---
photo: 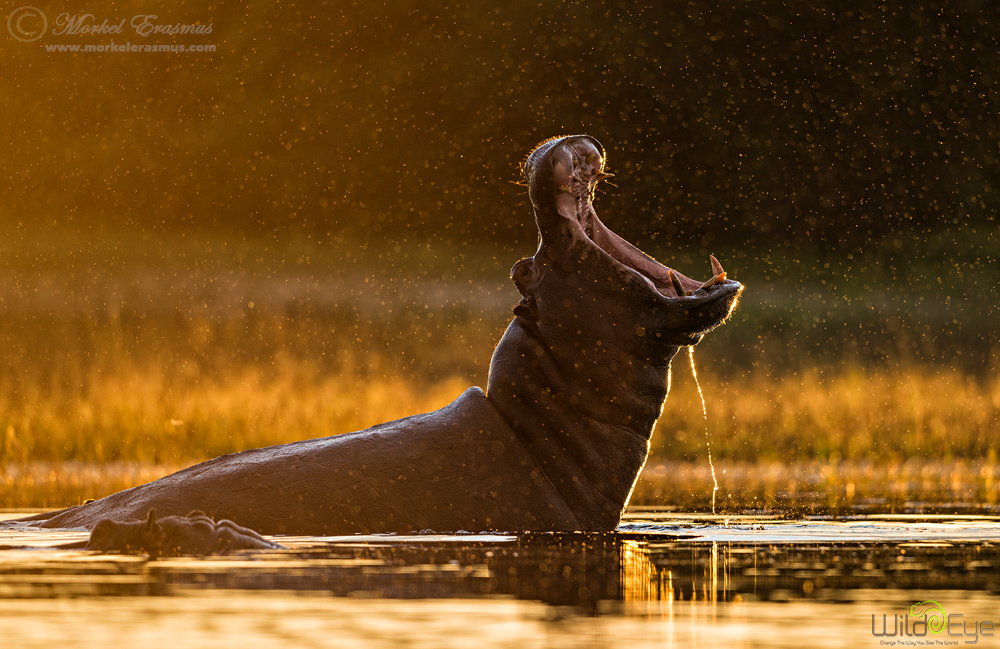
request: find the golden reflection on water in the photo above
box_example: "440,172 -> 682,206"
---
8,590 -> 1000,649
611,538 -> 1000,648
620,540 -> 654,602
3,514 -> 1000,647
621,538 -> 728,605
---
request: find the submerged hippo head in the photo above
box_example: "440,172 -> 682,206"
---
87,509 -> 282,557
487,135 -> 743,528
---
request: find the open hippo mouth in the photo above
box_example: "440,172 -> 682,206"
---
523,135 -> 743,340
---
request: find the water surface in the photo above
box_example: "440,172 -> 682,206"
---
2,508 -> 998,648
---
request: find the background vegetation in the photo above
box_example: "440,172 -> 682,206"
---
1,224 -> 996,509
1,1 -> 997,508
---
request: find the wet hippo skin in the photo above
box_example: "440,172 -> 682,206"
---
20,135 -> 742,535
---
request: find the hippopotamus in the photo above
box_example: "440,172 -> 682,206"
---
18,135 -> 742,535
86,509 -> 284,557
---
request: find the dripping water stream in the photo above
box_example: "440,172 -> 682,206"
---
688,346 -> 719,515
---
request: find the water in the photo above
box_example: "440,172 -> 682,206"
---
687,346 -> 719,515
2,508 -> 998,648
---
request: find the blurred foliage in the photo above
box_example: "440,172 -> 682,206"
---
3,0 -> 997,252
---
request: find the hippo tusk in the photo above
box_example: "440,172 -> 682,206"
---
668,269 -> 688,297
710,254 -> 725,277
697,271 -> 728,291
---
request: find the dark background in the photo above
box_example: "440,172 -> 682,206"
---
5,1 -> 997,248
2,0 -> 998,380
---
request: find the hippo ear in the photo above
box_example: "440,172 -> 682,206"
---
141,508 -> 167,556
510,258 -> 534,297
510,258 -> 538,321
513,300 -> 537,320
142,508 -> 161,538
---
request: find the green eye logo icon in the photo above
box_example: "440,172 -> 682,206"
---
910,600 -> 947,634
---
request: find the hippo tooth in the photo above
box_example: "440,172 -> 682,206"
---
697,272 -> 728,291
710,254 -> 725,277
667,269 -> 688,297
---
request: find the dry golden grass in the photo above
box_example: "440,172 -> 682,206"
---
632,458 -> 1000,512
0,461 -> 188,509
1,353 -> 470,466
2,351 -> 995,468
655,363 -> 999,462
1,226 -> 997,508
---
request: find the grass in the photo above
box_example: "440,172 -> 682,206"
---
1,223 -> 997,508
3,350 -> 994,467
1,353 -> 471,466
633,458 -> 1000,513
657,361 -> 1000,462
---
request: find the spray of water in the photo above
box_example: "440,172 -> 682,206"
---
688,346 -> 719,515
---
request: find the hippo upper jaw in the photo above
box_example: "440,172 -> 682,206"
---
520,134 -> 743,348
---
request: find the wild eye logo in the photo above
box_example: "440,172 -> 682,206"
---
872,600 -> 996,644
909,600 -> 947,634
